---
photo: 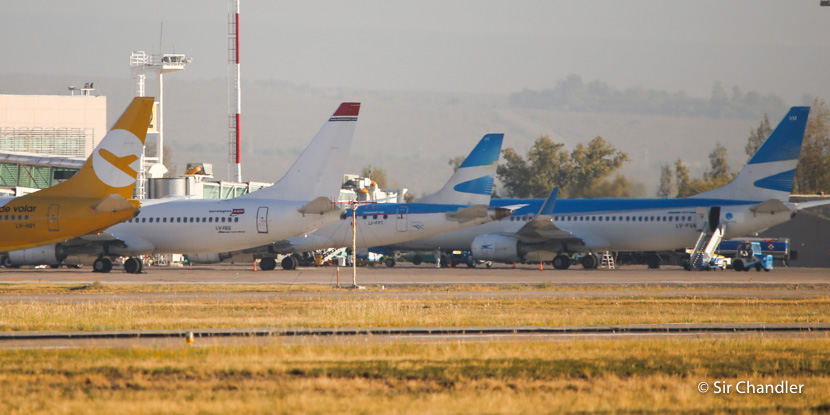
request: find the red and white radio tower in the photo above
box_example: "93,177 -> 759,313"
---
228,0 -> 242,182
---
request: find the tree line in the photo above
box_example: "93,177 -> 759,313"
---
370,98 -> 830,200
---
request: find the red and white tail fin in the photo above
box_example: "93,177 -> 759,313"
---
240,102 -> 360,201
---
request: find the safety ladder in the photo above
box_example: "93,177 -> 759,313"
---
600,251 -> 615,269
688,224 -> 725,269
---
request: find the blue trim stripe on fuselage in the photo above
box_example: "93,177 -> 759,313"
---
492,197 -> 762,215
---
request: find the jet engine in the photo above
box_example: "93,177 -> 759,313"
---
186,252 -> 232,264
5,244 -> 66,267
471,234 -> 526,261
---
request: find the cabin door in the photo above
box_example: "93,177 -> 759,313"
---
47,204 -> 60,232
396,206 -> 408,232
256,207 -> 268,233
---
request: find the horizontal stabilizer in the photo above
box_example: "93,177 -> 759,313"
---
445,204 -> 490,222
298,197 -> 339,215
749,199 -> 791,215
90,194 -> 140,214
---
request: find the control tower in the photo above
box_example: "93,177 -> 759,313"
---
129,51 -> 192,199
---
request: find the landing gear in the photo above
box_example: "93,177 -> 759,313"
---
281,255 -> 298,270
553,254 -> 571,270
123,257 -> 144,274
259,257 -> 277,271
581,253 -> 599,269
646,254 -> 661,269
93,257 -> 113,273
385,258 -> 396,268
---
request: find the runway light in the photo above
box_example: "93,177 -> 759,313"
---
186,331 -> 195,346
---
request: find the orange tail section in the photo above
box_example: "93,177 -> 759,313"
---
32,97 -> 155,200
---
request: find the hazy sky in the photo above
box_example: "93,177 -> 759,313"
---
4,1 -> 830,103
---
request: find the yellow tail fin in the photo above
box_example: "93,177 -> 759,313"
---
32,97 -> 155,199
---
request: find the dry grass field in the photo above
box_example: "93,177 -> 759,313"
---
0,339 -> 828,414
1,283 -> 827,414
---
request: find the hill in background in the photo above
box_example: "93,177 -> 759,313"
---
1,73 -> 776,197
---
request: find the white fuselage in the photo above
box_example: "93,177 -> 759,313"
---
387,202 -> 793,256
106,198 -> 340,256
281,204 -> 494,253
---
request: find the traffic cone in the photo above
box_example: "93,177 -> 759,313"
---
253,260 -> 258,271
539,262 -> 543,271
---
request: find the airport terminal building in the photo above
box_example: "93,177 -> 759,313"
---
0,90 -> 105,194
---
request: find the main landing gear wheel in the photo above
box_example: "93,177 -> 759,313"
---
385,258 -> 396,268
281,256 -> 298,270
646,254 -> 661,269
123,257 -> 143,274
553,254 -> 571,270
93,257 -> 113,273
581,253 -> 599,270
259,257 -> 277,271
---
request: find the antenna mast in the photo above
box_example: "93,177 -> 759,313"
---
228,0 -> 242,182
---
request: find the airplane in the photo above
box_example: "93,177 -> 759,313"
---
189,133 -> 512,270
0,102 -> 361,273
381,106 -> 828,270
0,97 -> 154,254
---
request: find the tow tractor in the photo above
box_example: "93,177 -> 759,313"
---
731,241 -> 773,272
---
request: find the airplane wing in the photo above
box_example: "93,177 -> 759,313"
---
298,196 -> 340,215
512,188 -> 584,245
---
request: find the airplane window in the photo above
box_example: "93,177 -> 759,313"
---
625,217 -> 629,221
373,215 -> 377,220
591,216 -> 596,221
669,216 -> 673,221
163,218 -> 167,223
599,216 -> 603,221
383,215 -> 388,219
675,216 -> 680,221
209,218 -> 213,223
235,217 -> 239,222
202,217 -> 207,222
25,215 -> 29,220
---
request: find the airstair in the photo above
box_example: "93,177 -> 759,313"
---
600,251 -> 616,269
688,224 -> 725,269
320,247 -> 347,264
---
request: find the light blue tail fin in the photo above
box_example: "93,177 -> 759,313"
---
417,133 -> 504,205
239,102 -> 359,201
691,106 -> 809,201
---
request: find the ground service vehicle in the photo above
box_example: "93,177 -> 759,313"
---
732,242 -> 773,272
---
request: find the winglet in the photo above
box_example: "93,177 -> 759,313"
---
239,102 -> 360,202
537,187 -> 559,216
27,97 -> 155,200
